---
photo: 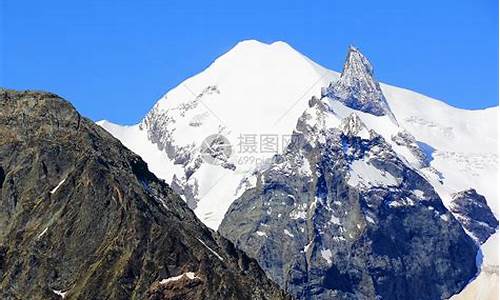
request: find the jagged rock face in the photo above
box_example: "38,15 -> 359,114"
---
219,100 -> 478,300
450,189 -> 499,244
323,47 -> 393,118
0,90 -> 290,300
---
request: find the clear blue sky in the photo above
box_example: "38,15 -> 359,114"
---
1,0 -> 498,124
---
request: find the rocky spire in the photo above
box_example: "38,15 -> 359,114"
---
324,46 -> 395,120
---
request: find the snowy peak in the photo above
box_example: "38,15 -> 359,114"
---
224,40 -> 299,57
151,39 -> 338,131
119,40 -> 339,230
324,46 -> 394,119
97,39 -> 498,300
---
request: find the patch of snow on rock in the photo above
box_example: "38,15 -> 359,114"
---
413,189 -> 425,198
50,178 -> 66,194
347,159 -> 398,188
37,227 -> 48,239
320,248 -> 333,265
330,215 -> 341,225
196,238 -> 224,261
160,272 -> 198,284
52,289 -> 68,299
284,229 -> 294,237
303,241 -> 313,253
365,215 -> 375,224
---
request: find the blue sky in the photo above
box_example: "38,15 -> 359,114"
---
1,0 -> 498,124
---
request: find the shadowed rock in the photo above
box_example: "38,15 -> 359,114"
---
450,189 -> 499,244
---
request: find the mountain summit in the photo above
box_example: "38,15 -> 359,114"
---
100,40 -> 339,230
323,46 -> 394,119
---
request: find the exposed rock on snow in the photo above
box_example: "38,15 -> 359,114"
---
450,189 -> 499,244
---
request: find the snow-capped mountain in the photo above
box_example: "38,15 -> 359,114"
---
98,40 -> 498,299
218,47 -> 496,299
98,40 -> 338,230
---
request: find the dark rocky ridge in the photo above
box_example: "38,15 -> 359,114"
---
0,89 -> 290,300
219,98 -> 479,300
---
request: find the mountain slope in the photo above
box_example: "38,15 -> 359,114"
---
0,89 -> 290,300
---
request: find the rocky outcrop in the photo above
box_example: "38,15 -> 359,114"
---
450,189 -> 498,244
0,89 -> 290,300
219,98 -> 478,300
391,130 -> 430,168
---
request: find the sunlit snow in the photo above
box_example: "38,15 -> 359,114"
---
320,248 -> 333,265
347,159 -> 398,188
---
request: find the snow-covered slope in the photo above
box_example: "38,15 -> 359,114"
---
98,39 -> 498,299
101,40 -> 339,230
